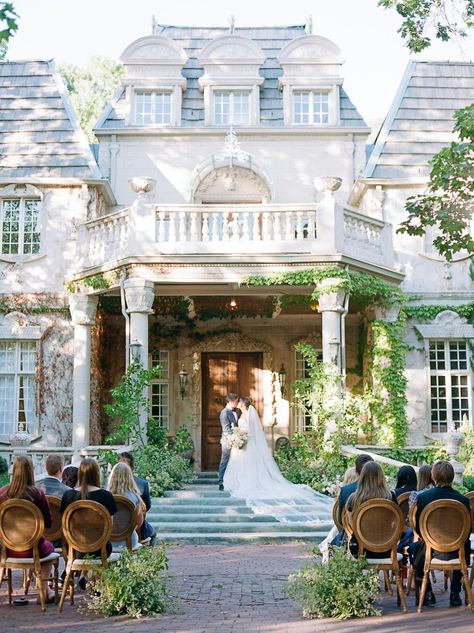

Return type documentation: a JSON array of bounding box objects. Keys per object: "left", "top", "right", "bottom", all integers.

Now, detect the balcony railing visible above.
[{"left": 75, "top": 202, "right": 394, "bottom": 271}]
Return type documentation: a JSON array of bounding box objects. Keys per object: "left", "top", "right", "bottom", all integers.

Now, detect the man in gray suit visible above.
[
  {"left": 218, "top": 393, "right": 240, "bottom": 490},
  {"left": 37, "top": 454, "right": 70, "bottom": 498}
]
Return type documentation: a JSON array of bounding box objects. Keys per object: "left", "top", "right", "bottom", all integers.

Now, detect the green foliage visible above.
[
  {"left": 380, "top": 445, "right": 448, "bottom": 465},
  {"left": 285, "top": 547, "right": 381, "bottom": 620},
  {"left": 82, "top": 274, "right": 111, "bottom": 290},
  {"left": 84, "top": 546, "right": 170, "bottom": 618},
  {"left": 463, "top": 475, "right": 474, "bottom": 491},
  {"left": 104, "top": 362, "right": 161, "bottom": 446},
  {"left": 0, "top": 39, "right": 7, "bottom": 59},
  {"left": 0, "top": 2, "right": 18, "bottom": 44},
  {"left": 172, "top": 425, "right": 194, "bottom": 453},
  {"left": 134, "top": 445, "right": 193, "bottom": 497},
  {"left": 0, "top": 454, "right": 9, "bottom": 474},
  {"left": 60, "top": 57, "right": 123, "bottom": 143},
  {"left": 398, "top": 103, "right": 474, "bottom": 260},
  {"left": 378, "top": 0, "right": 474, "bottom": 52},
  {"left": 405, "top": 303, "right": 474, "bottom": 322},
  {"left": 458, "top": 421, "right": 474, "bottom": 476},
  {"left": 0, "top": 472, "right": 8, "bottom": 487},
  {"left": 147, "top": 419, "right": 169, "bottom": 448}
]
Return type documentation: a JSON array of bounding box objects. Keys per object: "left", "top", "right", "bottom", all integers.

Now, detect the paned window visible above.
[
  {"left": 135, "top": 92, "right": 172, "bottom": 125},
  {"left": 1, "top": 199, "right": 41, "bottom": 255},
  {"left": 294, "top": 349, "right": 322, "bottom": 432},
  {"left": 214, "top": 91, "right": 250, "bottom": 125},
  {"left": 429, "top": 340, "right": 471, "bottom": 433},
  {"left": 0, "top": 341, "right": 37, "bottom": 436},
  {"left": 293, "top": 91, "right": 329, "bottom": 125},
  {"left": 150, "top": 350, "right": 170, "bottom": 428}
]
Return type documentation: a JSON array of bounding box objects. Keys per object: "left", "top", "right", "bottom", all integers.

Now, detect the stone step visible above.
[
  {"left": 153, "top": 531, "right": 328, "bottom": 545},
  {"left": 164, "top": 489, "right": 232, "bottom": 499},
  {"left": 154, "top": 521, "right": 332, "bottom": 534},
  {"left": 148, "top": 512, "right": 278, "bottom": 523},
  {"left": 151, "top": 497, "right": 248, "bottom": 507},
  {"left": 149, "top": 504, "right": 255, "bottom": 515},
  {"left": 191, "top": 479, "right": 220, "bottom": 485}
]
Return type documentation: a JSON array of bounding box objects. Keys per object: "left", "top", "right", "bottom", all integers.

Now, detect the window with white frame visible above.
[
  {"left": 293, "top": 91, "right": 329, "bottom": 125},
  {"left": 294, "top": 349, "right": 322, "bottom": 432},
  {"left": 0, "top": 341, "right": 37, "bottom": 436},
  {"left": 214, "top": 91, "right": 251, "bottom": 125},
  {"left": 150, "top": 349, "right": 170, "bottom": 428},
  {"left": 1, "top": 198, "right": 41, "bottom": 255},
  {"left": 429, "top": 340, "right": 471, "bottom": 433},
  {"left": 135, "top": 91, "right": 172, "bottom": 125}
]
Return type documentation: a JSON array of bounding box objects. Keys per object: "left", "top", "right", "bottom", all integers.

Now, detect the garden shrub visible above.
[
  {"left": 134, "top": 445, "right": 193, "bottom": 497},
  {"left": 172, "top": 425, "right": 194, "bottom": 453},
  {"left": 285, "top": 547, "right": 381, "bottom": 620},
  {"left": 84, "top": 546, "right": 170, "bottom": 618},
  {"left": 0, "top": 455, "right": 8, "bottom": 474}
]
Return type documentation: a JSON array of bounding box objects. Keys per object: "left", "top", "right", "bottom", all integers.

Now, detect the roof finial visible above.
[
  {"left": 305, "top": 14, "right": 313, "bottom": 34},
  {"left": 151, "top": 14, "right": 157, "bottom": 34},
  {"left": 228, "top": 14, "right": 235, "bottom": 35}
]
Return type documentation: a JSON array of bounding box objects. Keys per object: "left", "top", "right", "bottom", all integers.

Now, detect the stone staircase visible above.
[{"left": 147, "top": 472, "right": 332, "bottom": 544}]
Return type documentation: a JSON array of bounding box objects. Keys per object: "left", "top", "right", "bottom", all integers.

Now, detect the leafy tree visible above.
[
  {"left": 0, "top": 2, "right": 18, "bottom": 45},
  {"left": 378, "top": 0, "right": 474, "bottom": 52},
  {"left": 397, "top": 103, "right": 474, "bottom": 260},
  {"left": 0, "top": 39, "right": 7, "bottom": 60},
  {"left": 60, "top": 57, "right": 123, "bottom": 142}
]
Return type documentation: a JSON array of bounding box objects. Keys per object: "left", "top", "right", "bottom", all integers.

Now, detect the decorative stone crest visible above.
[
  {"left": 415, "top": 310, "right": 474, "bottom": 340},
  {"left": 69, "top": 295, "right": 98, "bottom": 326},
  {"left": 124, "top": 278, "right": 155, "bottom": 314},
  {"left": 0, "top": 312, "right": 41, "bottom": 339},
  {"left": 129, "top": 177, "right": 156, "bottom": 196}
]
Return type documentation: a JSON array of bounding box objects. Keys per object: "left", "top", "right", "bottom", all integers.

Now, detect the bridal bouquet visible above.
[{"left": 222, "top": 427, "right": 248, "bottom": 450}]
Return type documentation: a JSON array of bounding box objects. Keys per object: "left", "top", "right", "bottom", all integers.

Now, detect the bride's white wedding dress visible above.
[{"left": 223, "top": 405, "right": 332, "bottom": 524}]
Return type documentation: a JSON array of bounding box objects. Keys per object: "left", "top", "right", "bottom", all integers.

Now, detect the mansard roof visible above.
[
  {"left": 97, "top": 24, "right": 366, "bottom": 130},
  {"left": 0, "top": 59, "right": 102, "bottom": 179},
  {"left": 365, "top": 60, "right": 474, "bottom": 179}
]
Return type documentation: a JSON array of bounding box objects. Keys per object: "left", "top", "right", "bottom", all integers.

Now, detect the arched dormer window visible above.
[
  {"left": 198, "top": 35, "right": 265, "bottom": 126},
  {"left": 277, "top": 35, "right": 343, "bottom": 126},
  {"left": 120, "top": 35, "right": 188, "bottom": 127}
]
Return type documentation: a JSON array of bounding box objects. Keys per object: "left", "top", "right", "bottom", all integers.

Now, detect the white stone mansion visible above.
[{"left": 0, "top": 23, "right": 473, "bottom": 469}]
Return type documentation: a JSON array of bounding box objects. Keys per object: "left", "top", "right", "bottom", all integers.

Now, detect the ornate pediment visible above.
[
  {"left": 415, "top": 310, "right": 474, "bottom": 339},
  {"left": 0, "top": 312, "right": 41, "bottom": 339},
  {"left": 0, "top": 183, "right": 42, "bottom": 199},
  {"left": 198, "top": 35, "right": 265, "bottom": 89},
  {"left": 277, "top": 34, "right": 343, "bottom": 89},
  {"left": 120, "top": 35, "right": 188, "bottom": 88},
  {"left": 194, "top": 166, "right": 271, "bottom": 204}
]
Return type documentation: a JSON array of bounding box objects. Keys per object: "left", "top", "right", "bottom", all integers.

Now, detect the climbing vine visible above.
[{"left": 404, "top": 303, "right": 474, "bottom": 322}]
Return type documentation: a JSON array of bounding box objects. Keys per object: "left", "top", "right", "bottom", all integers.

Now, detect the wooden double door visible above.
[{"left": 201, "top": 352, "right": 263, "bottom": 471}]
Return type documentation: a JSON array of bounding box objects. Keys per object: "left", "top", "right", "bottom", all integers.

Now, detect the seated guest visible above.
[
  {"left": 408, "top": 464, "right": 434, "bottom": 509},
  {"left": 412, "top": 460, "right": 471, "bottom": 607},
  {"left": 331, "top": 453, "right": 374, "bottom": 546},
  {"left": 61, "top": 465, "right": 78, "bottom": 488},
  {"left": 0, "top": 456, "right": 55, "bottom": 603},
  {"left": 37, "top": 454, "right": 70, "bottom": 498},
  {"left": 346, "top": 461, "right": 397, "bottom": 559},
  {"left": 107, "top": 462, "right": 143, "bottom": 550},
  {"left": 393, "top": 465, "right": 418, "bottom": 499},
  {"left": 61, "top": 458, "right": 117, "bottom": 558},
  {"left": 120, "top": 451, "right": 156, "bottom": 545}
]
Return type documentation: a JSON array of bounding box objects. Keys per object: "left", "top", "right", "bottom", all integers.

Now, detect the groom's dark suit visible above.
[{"left": 218, "top": 405, "right": 241, "bottom": 487}]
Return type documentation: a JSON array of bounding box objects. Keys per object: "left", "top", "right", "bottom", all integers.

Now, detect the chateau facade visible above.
[{"left": 0, "top": 24, "right": 472, "bottom": 469}]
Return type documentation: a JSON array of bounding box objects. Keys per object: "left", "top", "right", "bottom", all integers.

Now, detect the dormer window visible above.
[
  {"left": 0, "top": 185, "right": 42, "bottom": 258},
  {"left": 293, "top": 91, "right": 329, "bottom": 125},
  {"left": 135, "top": 91, "right": 172, "bottom": 125},
  {"left": 214, "top": 91, "right": 251, "bottom": 126}
]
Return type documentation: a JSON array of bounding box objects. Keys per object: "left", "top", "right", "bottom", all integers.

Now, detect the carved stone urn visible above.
[
  {"left": 128, "top": 177, "right": 156, "bottom": 196},
  {"left": 445, "top": 429, "right": 464, "bottom": 484}
]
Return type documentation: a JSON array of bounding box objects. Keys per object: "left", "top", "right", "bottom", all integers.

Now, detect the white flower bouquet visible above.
[{"left": 222, "top": 427, "right": 248, "bottom": 450}]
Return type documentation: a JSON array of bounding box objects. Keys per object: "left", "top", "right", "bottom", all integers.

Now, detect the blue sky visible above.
[{"left": 7, "top": 0, "right": 474, "bottom": 121}]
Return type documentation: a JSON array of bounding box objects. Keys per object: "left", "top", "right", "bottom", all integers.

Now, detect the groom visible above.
[{"left": 217, "top": 393, "right": 240, "bottom": 491}]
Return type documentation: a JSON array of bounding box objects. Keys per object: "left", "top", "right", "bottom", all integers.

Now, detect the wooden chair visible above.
[
  {"left": 111, "top": 494, "right": 140, "bottom": 553},
  {"left": 465, "top": 492, "right": 474, "bottom": 587},
  {"left": 351, "top": 498, "right": 408, "bottom": 614},
  {"left": 0, "top": 499, "right": 60, "bottom": 612},
  {"left": 341, "top": 506, "right": 353, "bottom": 552},
  {"left": 59, "top": 500, "right": 119, "bottom": 612},
  {"left": 332, "top": 495, "right": 342, "bottom": 532},
  {"left": 417, "top": 499, "right": 473, "bottom": 613},
  {"left": 397, "top": 492, "right": 411, "bottom": 526}
]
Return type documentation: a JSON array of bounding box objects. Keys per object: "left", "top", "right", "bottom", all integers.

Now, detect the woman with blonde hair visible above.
[
  {"left": 107, "top": 462, "right": 144, "bottom": 550},
  {"left": 0, "top": 455, "right": 56, "bottom": 603}
]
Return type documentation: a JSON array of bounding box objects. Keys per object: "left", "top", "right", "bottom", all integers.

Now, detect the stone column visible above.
[
  {"left": 124, "top": 278, "right": 155, "bottom": 442},
  {"left": 69, "top": 294, "right": 98, "bottom": 452},
  {"left": 317, "top": 277, "right": 347, "bottom": 373}
]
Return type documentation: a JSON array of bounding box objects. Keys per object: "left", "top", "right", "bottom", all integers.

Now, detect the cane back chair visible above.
[{"left": 111, "top": 494, "right": 140, "bottom": 553}]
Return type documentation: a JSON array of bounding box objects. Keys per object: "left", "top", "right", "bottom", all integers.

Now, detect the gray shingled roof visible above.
[
  {"left": 98, "top": 25, "right": 366, "bottom": 130},
  {"left": 365, "top": 61, "right": 474, "bottom": 179},
  {"left": 0, "top": 60, "right": 102, "bottom": 179}
]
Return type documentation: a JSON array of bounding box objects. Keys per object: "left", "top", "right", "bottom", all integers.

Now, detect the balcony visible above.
[{"left": 74, "top": 201, "right": 394, "bottom": 274}]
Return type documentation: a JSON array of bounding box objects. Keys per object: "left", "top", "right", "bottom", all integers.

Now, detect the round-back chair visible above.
[
  {"left": 332, "top": 495, "right": 342, "bottom": 532},
  {"left": 397, "top": 491, "right": 411, "bottom": 526},
  {"left": 111, "top": 494, "right": 139, "bottom": 552}
]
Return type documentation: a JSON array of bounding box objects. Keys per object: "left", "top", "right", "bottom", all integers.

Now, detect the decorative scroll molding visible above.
[
  {"left": 0, "top": 183, "right": 43, "bottom": 199},
  {"left": 194, "top": 165, "right": 271, "bottom": 204},
  {"left": 0, "top": 312, "right": 41, "bottom": 339},
  {"left": 415, "top": 310, "right": 474, "bottom": 339},
  {"left": 69, "top": 295, "right": 98, "bottom": 326}
]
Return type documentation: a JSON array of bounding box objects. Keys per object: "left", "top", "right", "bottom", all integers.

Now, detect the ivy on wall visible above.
[{"left": 404, "top": 303, "right": 474, "bottom": 322}]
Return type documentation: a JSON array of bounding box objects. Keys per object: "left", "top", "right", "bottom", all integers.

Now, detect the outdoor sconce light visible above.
[
  {"left": 129, "top": 339, "right": 142, "bottom": 363},
  {"left": 329, "top": 337, "right": 340, "bottom": 365},
  {"left": 178, "top": 363, "right": 188, "bottom": 400},
  {"left": 278, "top": 363, "right": 288, "bottom": 397}
]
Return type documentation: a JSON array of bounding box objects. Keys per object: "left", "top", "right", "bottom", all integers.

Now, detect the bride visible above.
[{"left": 223, "top": 397, "right": 332, "bottom": 524}]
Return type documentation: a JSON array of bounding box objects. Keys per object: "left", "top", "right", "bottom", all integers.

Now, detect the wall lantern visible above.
[
  {"left": 178, "top": 363, "right": 189, "bottom": 400},
  {"left": 129, "top": 339, "right": 142, "bottom": 363},
  {"left": 278, "top": 363, "right": 288, "bottom": 397},
  {"left": 329, "top": 337, "right": 340, "bottom": 365}
]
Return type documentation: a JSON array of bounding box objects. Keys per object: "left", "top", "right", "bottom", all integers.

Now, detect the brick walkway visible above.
[{"left": 1, "top": 544, "right": 473, "bottom": 632}]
